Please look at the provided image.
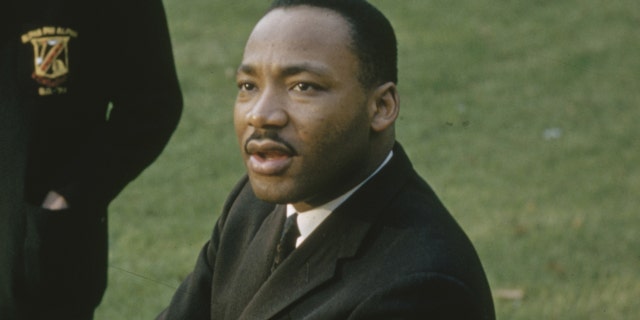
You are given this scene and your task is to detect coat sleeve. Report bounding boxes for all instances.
[54,0,182,209]
[157,238,217,320]
[349,272,494,320]
[157,177,250,319]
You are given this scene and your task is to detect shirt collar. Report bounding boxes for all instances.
[286,150,393,246]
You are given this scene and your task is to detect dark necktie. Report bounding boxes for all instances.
[271,213,300,272]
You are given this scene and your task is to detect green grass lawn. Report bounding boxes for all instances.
[95,0,640,319]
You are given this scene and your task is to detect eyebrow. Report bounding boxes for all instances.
[237,62,332,78]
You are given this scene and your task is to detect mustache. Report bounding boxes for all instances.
[244,130,296,154]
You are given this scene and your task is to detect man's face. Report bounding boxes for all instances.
[234,7,377,212]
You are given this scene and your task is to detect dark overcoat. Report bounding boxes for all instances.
[1,0,182,318]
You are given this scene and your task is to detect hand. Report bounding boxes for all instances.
[42,191,69,210]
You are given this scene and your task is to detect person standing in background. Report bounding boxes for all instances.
[0,0,182,319]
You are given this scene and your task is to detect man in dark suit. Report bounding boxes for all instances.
[159,0,495,319]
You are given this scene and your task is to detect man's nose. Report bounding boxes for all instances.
[246,88,288,129]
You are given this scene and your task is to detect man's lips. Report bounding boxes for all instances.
[245,139,295,175]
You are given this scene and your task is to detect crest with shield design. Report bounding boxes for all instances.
[29,36,71,88]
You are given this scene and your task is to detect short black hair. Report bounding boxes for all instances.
[268,0,398,87]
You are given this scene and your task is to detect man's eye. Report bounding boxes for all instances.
[238,82,256,91]
[293,83,316,92]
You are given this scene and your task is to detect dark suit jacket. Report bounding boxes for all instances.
[1,0,181,318]
[161,144,495,320]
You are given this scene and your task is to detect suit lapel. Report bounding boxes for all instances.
[238,204,374,320]
[220,205,286,319]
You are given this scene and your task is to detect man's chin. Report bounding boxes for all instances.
[248,177,294,204]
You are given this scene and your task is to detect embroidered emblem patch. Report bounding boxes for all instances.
[21,27,78,96]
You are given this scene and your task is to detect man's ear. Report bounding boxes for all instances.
[370,82,399,132]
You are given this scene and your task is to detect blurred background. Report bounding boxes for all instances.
[95,0,639,319]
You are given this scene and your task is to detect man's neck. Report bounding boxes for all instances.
[287,150,394,215]
[285,150,393,247]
